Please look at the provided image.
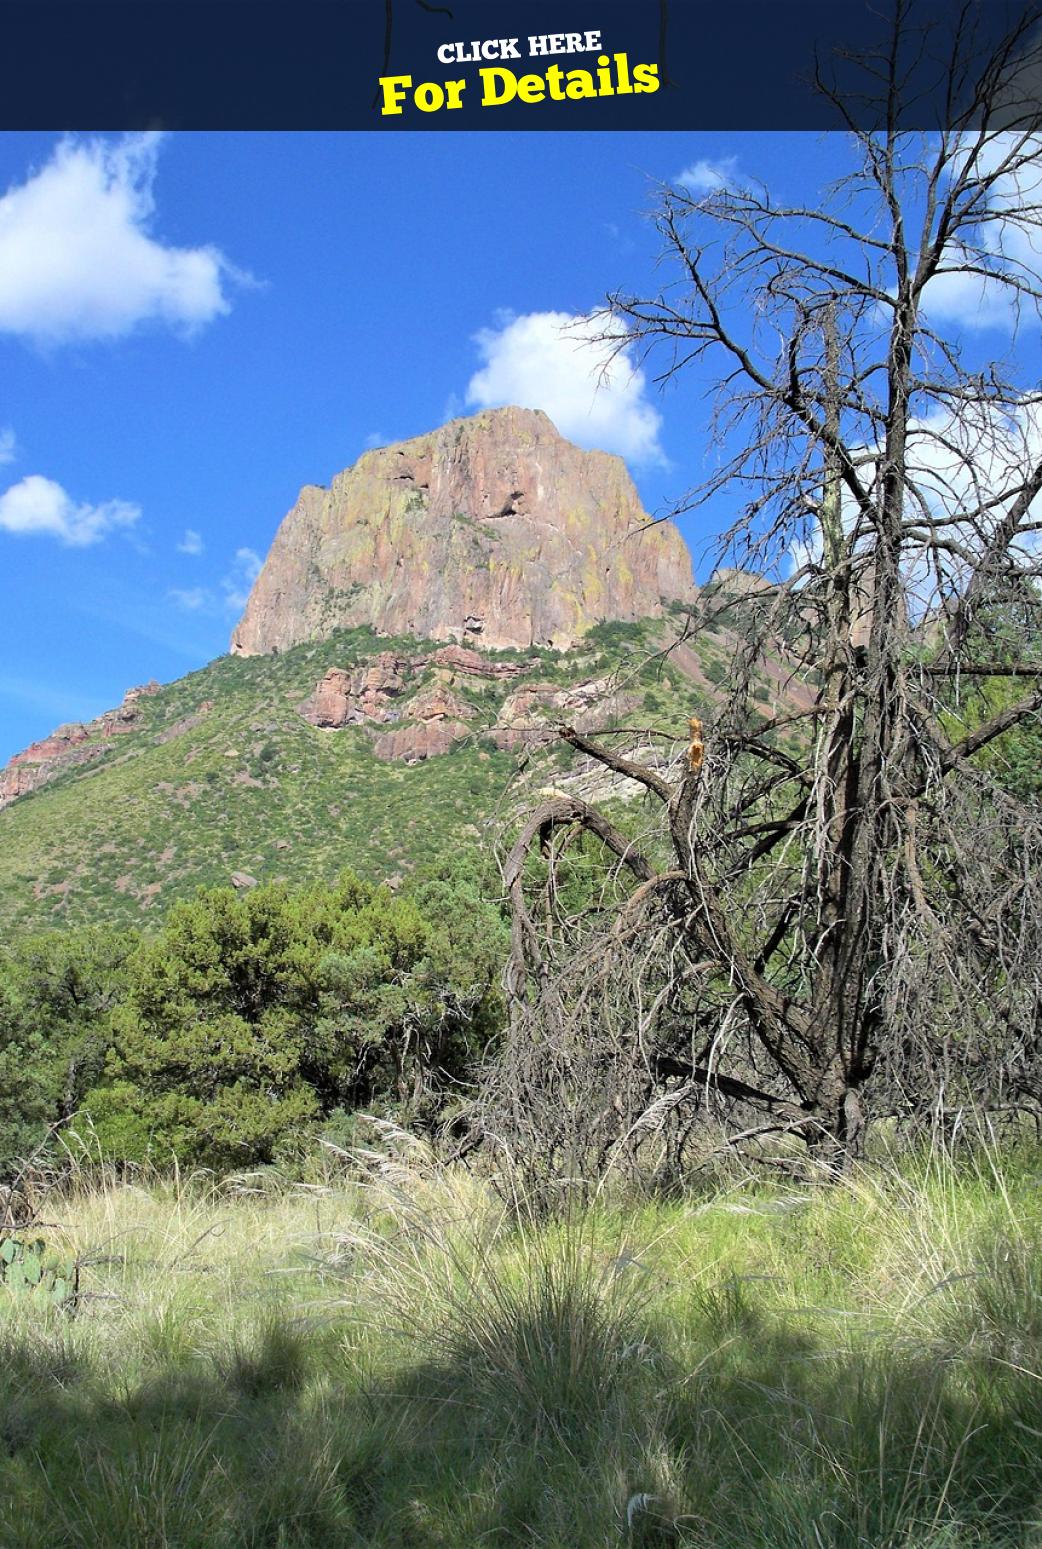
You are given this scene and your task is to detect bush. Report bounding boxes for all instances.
[77,872,506,1170]
[0,928,134,1180]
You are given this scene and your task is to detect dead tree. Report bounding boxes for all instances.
[481,4,1042,1179]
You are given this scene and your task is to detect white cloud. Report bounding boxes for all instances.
[788,397,1042,608]
[222,546,262,611]
[177,527,203,555]
[921,134,1042,332]
[0,474,140,546]
[466,310,665,465]
[0,133,238,344]
[0,427,16,466]
[920,266,1022,329]
[168,586,207,611]
[166,545,263,616]
[675,156,739,194]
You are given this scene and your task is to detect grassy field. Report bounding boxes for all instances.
[2,1139,1041,1548]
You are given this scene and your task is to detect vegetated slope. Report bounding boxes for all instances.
[0,610,793,937]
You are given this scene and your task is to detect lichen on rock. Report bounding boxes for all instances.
[229,407,693,657]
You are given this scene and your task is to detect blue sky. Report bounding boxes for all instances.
[0,128,1031,764]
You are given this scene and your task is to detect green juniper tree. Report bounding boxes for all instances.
[82,873,505,1169]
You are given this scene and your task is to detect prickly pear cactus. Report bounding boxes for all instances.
[0,1236,78,1309]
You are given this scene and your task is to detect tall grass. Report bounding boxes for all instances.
[1,1137,1041,1546]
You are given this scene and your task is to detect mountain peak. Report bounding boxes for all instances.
[230,407,693,656]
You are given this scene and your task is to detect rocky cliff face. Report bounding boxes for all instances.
[230,407,693,657]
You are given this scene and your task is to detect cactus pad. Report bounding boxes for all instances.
[0,1236,78,1309]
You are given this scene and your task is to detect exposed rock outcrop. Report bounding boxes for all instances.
[0,682,162,810]
[301,650,478,762]
[1,740,105,806]
[301,655,411,728]
[371,718,471,764]
[427,644,527,679]
[407,682,472,723]
[121,680,162,707]
[298,636,651,764]
[492,678,641,750]
[230,407,694,657]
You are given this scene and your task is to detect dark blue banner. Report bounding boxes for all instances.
[1,0,1038,128]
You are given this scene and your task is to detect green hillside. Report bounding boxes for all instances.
[0,616,756,938]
